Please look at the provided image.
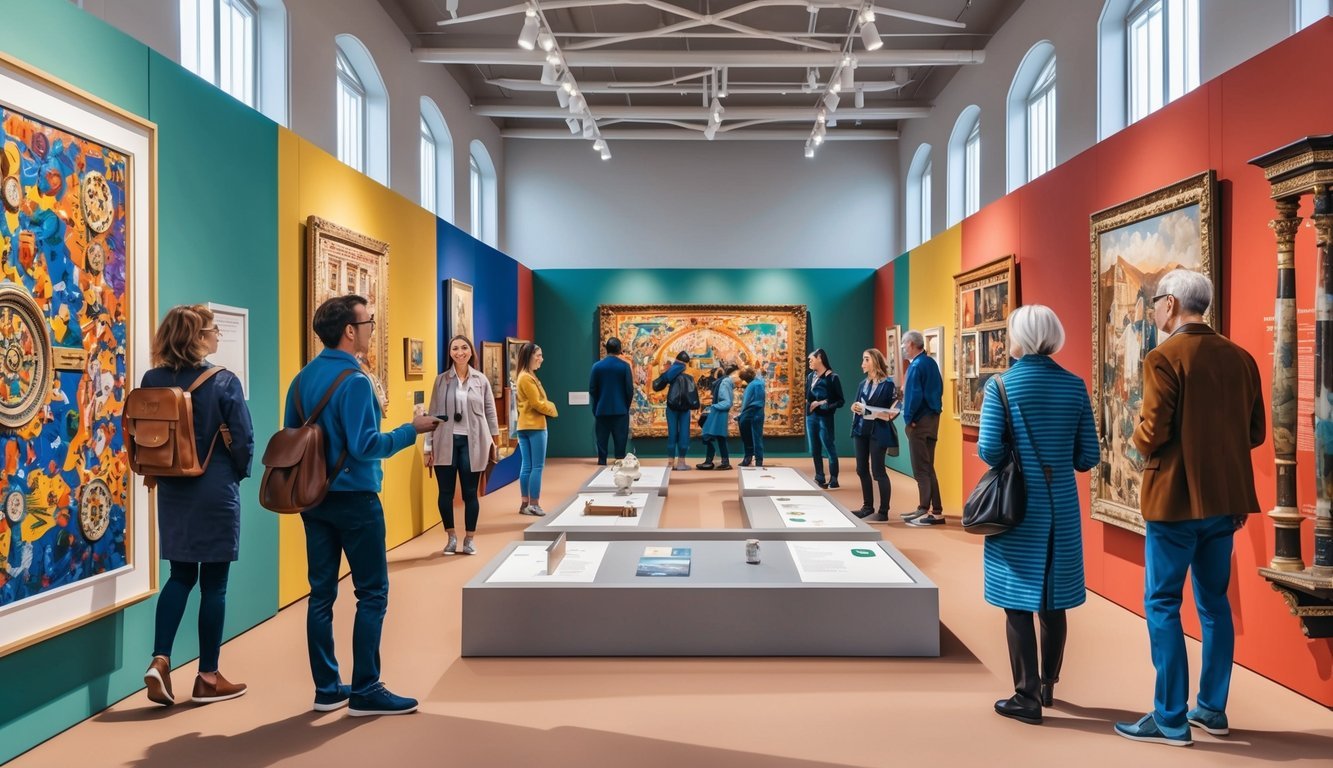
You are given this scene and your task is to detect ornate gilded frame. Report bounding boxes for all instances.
[305,216,390,399]
[1089,171,1219,534]
[953,255,1019,427]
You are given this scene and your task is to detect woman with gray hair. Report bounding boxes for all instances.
[976,304,1100,726]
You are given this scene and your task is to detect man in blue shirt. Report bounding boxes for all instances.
[284,295,439,716]
[588,337,634,465]
[900,330,945,526]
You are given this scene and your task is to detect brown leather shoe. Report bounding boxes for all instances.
[191,672,248,704]
[144,656,175,706]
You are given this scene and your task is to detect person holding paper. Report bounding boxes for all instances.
[848,348,899,520]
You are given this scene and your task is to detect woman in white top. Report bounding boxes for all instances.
[425,335,499,555]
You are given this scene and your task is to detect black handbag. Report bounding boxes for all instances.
[962,377,1026,535]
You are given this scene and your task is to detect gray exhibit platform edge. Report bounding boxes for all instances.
[462,539,939,657]
[736,466,827,496]
[579,464,672,496]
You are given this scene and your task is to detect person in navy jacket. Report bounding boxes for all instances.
[588,337,634,465]
[283,295,439,717]
[736,366,767,466]
[141,304,254,707]
[848,348,899,520]
[900,330,946,526]
[805,348,845,488]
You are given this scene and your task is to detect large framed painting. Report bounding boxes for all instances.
[482,341,503,397]
[306,216,389,403]
[884,325,902,383]
[445,278,474,344]
[598,304,809,438]
[0,54,155,656]
[954,255,1019,427]
[1090,171,1219,534]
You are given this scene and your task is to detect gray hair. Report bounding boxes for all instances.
[1007,304,1065,357]
[1155,268,1212,315]
[902,330,924,350]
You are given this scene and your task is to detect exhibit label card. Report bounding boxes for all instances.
[739,466,819,492]
[552,493,651,526]
[486,542,610,583]
[771,496,855,528]
[787,542,913,584]
[636,547,692,577]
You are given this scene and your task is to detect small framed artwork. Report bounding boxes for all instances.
[445,278,475,344]
[884,325,903,383]
[404,338,424,377]
[953,255,1020,427]
[961,331,980,378]
[482,341,504,395]
[922,326,944,376]
[505,337,529,386]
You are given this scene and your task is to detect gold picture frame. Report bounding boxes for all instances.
[445,278,474,344]
[404,337,424,377]
[306,216,389,399]
[953,255,1019,427]
[482,341,504,395]
[884,325,903,383]
[1089,171,1219,534]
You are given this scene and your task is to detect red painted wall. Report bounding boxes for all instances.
[517,264,535,341]
[874,259,895,342]
[913,20,1333,703]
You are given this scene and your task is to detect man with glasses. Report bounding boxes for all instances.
[284,295,439,716]
[1115,270,1264,747]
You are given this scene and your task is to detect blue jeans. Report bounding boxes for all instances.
[665,409,692,458]
[517,428,548,500]
[1145,515,1237,728]
[738,416,764,464]
[807,411,839,482]
[302,491,389,697]
[153,561,230,672]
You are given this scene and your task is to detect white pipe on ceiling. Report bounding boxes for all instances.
[474,104,930,120]
[501,128,900,140]
[415,48,984,68]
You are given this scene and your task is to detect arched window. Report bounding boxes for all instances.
[420,97,454,222]
[1098,0,1199,138]
[469,140,498,247]
[179,0,287,124]
[905,144,933,250]
[334,34,388,185]
[947,106,981,227]
[1006,41,1056,192]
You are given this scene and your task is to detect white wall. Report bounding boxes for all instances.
[504,139,896,269]
[74,0,503,240]
[898,0,1294,253]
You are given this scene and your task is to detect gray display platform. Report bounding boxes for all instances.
[463,539,938,657]
[741,495,880,540]
[521,491,667,541]
[737,466,824,496]
[579,464,671,496]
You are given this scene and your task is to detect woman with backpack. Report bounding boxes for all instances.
[651,350,697,470]
[515,342,558,516]
[139,304,254,707]
[696,362,739,470]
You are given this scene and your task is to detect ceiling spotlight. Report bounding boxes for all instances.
[569,93,586,113]
[854,88,865,109]
[823,90,840,113]
[704,123,718,141]
[537,31,555,52]
[583,118,595,139]
[816,107,827,124]
[813,124,826,146]
[806,69,818,91]
[600,146,612,161]
[517,8,540,51]
[593,138,606,152]
[860,19,883,52]
[541,62,557,85]
[561,79,574,94]
[566,117,580,135]
[830,74,842,94]
[719,67,729,98]
[893,66,910,85]
[556,89,570,108]
[710,97,725,123]
[546,51,562,67]
[804,140,815,159]
[841,63,855,91]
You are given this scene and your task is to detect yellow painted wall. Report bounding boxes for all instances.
[276,128,438,606]
[907,224,963,512]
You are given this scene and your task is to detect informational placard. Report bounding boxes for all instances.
[739,466,819,492]
[551,493,651,526]
[207,302,250,398]
[568,391,590,405]
[787,542,913,584]
[486,541,609,583]
[585,465,669,490]
[771,496,855,528]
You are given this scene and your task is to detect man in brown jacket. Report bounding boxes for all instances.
[1114,269,1265,748]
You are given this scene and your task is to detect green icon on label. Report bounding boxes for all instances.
[850,548,876,558]
[790,517,807,523]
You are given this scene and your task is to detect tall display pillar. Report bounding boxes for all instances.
[1250,136,1333,638]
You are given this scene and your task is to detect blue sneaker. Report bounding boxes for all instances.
[313,684,351,712]
[1114,714,1193,746]
[1187,706,1229,736]
[348,683,418,717]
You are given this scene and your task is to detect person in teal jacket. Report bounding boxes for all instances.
[736,366,766,466]
[697,362,739,469]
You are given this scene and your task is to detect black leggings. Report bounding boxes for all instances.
[853,434,891,512]
[153,561,230,672]
[437,434,481,533]
[1003,608,1067,705]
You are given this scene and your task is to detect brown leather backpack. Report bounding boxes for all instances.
[123,366,232,489]
[259,369,355,514]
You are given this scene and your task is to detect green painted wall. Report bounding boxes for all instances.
[533,269,875,462]
[0,2,279,761]
[887,254,912,475]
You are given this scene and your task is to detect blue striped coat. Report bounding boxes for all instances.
[977,355,1100,612]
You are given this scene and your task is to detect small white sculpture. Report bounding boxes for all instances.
[611,452,641,495]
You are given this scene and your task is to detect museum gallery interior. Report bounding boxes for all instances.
[1,0,1332,765]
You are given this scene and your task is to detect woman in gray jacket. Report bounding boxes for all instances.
[425,336,500,555]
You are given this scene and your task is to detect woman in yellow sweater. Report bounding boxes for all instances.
[515,342,558,516]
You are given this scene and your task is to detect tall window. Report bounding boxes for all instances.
[905,144,933,250]
[181,0,257,107]
[1026,58,1056,181]
[1296,0,1332,30]
[420,118,437,215]
[964,122,981,217]
[1127,0,1199,124]
[469,141,498,247]
[469,155,482,238]
[420,97,454,221]
[920,161,933,242]
[336,49,365,174]
[947,106,981,227]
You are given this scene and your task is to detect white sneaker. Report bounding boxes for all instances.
[460,539,477,555]
[443,536,457,555]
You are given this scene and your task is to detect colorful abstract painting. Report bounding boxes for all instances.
[1089,172,1218,534]
[598,304,808,438]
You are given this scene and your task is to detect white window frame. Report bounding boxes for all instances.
[1099,0,1199,138]
[1026,58,1056,182]
[420,117,436,216]
[333,35,388,185]
[419,96,455,222]
[905,143,933,250]
[1006,41,1056,192]
[947,105,981,227]
[179,0,287,123]
[1295,0,1332,30]
[964,122,981,217]
[469,140,498,247]
[336,49,366,174]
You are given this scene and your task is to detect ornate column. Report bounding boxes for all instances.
[1311,186,1333,578]
[1268,198,1304,571]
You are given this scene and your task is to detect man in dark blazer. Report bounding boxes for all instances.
[1115,269,1264,747]
[589,337,634,465]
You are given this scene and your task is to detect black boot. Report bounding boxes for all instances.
[994,695,1042,725]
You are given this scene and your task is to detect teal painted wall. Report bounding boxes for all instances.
[887,254,912,475]
[533,269,875,461]
[0,2,279,761]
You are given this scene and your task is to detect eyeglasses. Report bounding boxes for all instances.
[350,314,376,328]
[1151,293,1173,305]
[202,326,222,337]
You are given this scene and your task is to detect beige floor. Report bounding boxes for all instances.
[12,459,1332,767]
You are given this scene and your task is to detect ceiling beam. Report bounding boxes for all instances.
[473,104,930,120]
[485,78,910,95]
[501,128,899,141]
[415,48,984,68]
